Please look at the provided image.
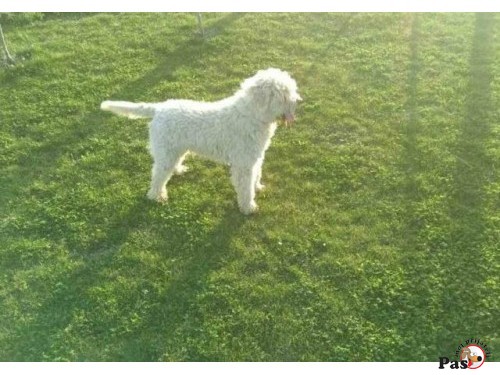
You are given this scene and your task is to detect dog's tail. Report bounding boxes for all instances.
[100,100,158,119]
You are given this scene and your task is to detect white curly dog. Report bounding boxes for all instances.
[101,68,301,214]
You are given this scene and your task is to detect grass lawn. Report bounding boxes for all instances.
[0,12,499,361]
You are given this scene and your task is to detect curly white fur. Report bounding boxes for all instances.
[101,68,301,215]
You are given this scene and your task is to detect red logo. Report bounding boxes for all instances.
[459,345,485,369]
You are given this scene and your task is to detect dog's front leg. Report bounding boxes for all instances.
[230,165,258,215]
[254,158,265,192]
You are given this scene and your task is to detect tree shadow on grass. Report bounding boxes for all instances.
[360,13,496,360]
[430,12,495,354]
[41,13,102,23]
[107,12,245,101]
[442,12,497,351]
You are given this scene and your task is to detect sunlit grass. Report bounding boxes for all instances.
[0,12,498,361]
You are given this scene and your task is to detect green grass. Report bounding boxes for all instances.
[0,13,499,361]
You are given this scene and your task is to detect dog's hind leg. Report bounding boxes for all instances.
[147,154,180,203]
[230,164,258,215]
[173,152,189,175]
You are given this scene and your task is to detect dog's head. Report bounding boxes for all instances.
[241,68,302,125]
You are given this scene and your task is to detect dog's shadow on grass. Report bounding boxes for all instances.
[113,203,249,361]
[130,207,249,361]
[92,199,250,361]
[7,192,248,360]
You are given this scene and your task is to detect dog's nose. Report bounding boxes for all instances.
[476,356,482,362]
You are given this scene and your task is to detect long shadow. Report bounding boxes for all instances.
[4,194,247,360]
[2,12,99,27]
[442,12,496,345]
[449,13,494,236]
[398,13,496,360]
[402,13,423,239]
[402,13,495,359]
[107,12,245,102]
[117,210,248,361]
[41,13,101,23]
[359,13,496,361]
[1,197,153,360]
[359,14,431,360]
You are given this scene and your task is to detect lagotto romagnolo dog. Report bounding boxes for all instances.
[101,68,301,215]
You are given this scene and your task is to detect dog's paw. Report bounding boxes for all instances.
[157,195,168,204]
[147,189,168,203]
[255,183,266,192]
[240,201,259,215]
[174,165,189,175]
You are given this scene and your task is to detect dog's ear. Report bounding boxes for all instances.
[247,81,284,110]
